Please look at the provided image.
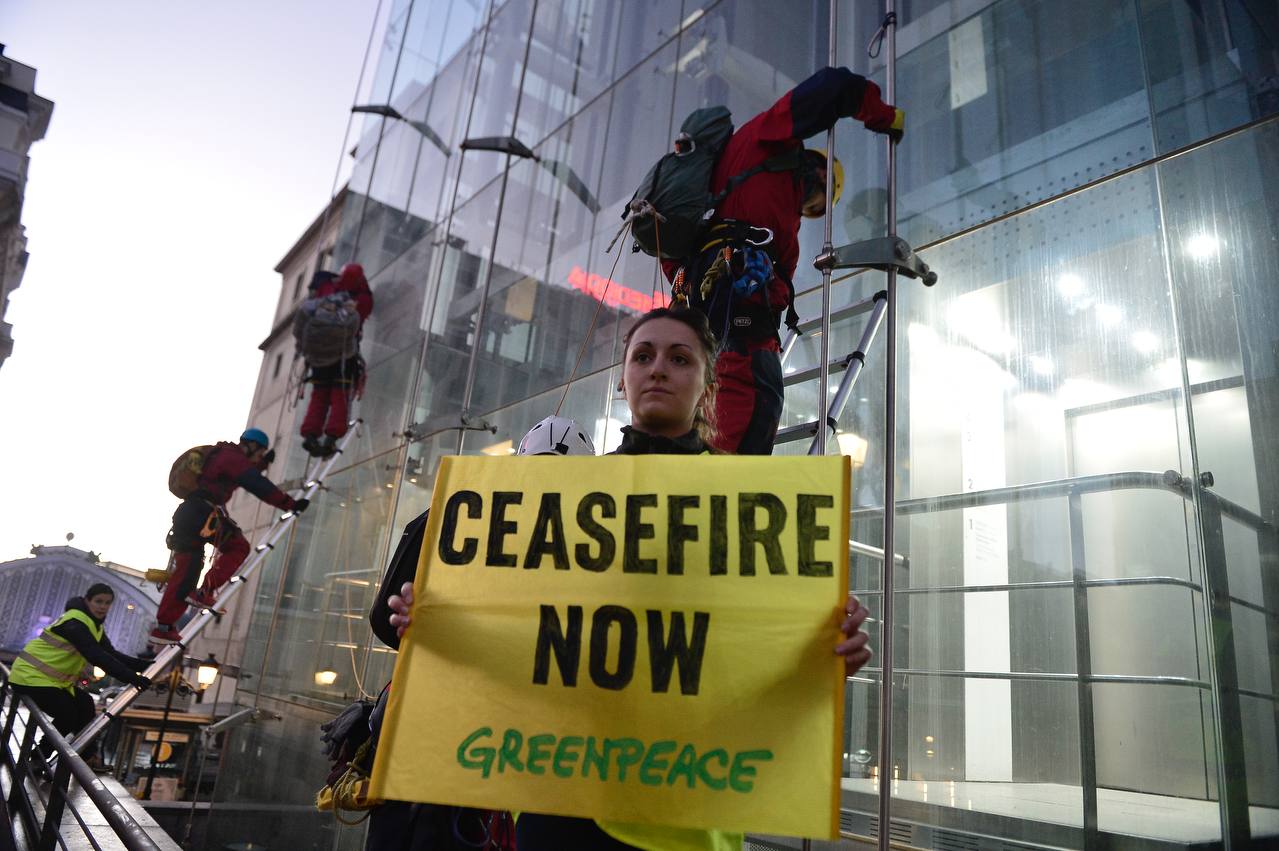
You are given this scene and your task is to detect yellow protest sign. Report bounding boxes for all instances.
[370,455,850,839]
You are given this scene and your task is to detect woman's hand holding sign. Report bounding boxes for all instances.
[837,594,872,676]
[388,581,414,638]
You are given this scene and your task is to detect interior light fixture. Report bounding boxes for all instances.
[1132,330,1160,354]
[314,670,338,686]
[835,432,869,465]
[1095,303,1123,327]
[1056,273,1085,298]
[1186,233,1220,260]
[1028,355,1055,376]
[481,439,515,456]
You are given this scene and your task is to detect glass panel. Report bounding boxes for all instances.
[804,157,1239,844]
[516,0,623,147]
[253,459,395,703]
[832,0,1155,251]
[1139,0,1279,152]
[455,0,536,203]
[1159,118,1279,824]
[467,97,625,412]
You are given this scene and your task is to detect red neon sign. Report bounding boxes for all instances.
[568,265,671,313]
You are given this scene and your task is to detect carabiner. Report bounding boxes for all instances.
[745,226,774,247]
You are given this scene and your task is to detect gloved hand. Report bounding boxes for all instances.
[263,448,276,466]
[132,675,152,690]
[865,107,905,143]
[293,498,311,514]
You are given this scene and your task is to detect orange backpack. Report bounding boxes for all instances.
[168,445,216,498]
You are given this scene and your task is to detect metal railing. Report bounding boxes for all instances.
[839,468,1277,846]
[1,663,163,851]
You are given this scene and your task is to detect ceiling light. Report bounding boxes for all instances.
[314,670,338,686]
[1132,330,1159,354]
[1056,274,1085,298]
[481,439,515,456]
[1028,355,1055,376]
[1186,233,1220,260]
[835,432,869,465]
[1095,304,1123,327]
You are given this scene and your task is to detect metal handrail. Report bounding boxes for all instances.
[839,464,1273,842]
[1,664,163,851]
[848,468,1274,536]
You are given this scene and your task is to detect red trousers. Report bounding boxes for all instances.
[157,529,249,625]
[711,339,784,455]
[301,385,351,438]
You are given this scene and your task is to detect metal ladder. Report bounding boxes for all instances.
[70,419,366,751]
[776,236,936,455]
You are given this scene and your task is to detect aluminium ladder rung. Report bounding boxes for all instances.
[779,290,886,369]
[775,292,888,451]
[70,419,366,752]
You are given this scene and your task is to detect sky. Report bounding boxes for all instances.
[0,1,381,570]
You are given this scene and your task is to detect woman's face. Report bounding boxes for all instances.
[86,593,113,620]
[622,317,709,437]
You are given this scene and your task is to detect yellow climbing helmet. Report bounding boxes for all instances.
[801,149,844,217]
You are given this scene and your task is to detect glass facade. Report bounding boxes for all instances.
[202,1,1279,848]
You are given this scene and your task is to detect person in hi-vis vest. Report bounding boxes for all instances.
[10,583,152,747]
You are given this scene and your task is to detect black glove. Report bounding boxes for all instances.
[866,107,905,143]
[293,498,311,514]
[132,675,152,690]
[263,448,277,465]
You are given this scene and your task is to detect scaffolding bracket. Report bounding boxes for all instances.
[814,236,938,286]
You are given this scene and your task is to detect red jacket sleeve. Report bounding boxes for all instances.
[221,450,297,510]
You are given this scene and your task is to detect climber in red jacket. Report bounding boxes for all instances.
[152,429,307,645]
[666,66,904,455]
[299,263,374,457]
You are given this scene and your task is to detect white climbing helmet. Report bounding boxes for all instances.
[517,416,596,457]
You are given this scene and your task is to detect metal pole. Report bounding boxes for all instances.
[144,664,181,800]
[816,0,838,458]
[456,0,541,456]
[876,2,899,849]
[802,7,839,850]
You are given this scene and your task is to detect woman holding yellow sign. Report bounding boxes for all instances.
[387,307,872,851]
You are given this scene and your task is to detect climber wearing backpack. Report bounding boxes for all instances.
[628,67,904,455]
[296,263,374,458]
[153,428,309,646]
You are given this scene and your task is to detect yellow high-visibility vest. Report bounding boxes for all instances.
[10,609,102,693]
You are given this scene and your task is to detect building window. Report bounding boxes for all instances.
[293,272,305,302]
[273,353,283,379]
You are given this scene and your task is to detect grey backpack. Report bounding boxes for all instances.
[293,294,360,367]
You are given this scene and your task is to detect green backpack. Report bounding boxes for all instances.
[625,106,802,261]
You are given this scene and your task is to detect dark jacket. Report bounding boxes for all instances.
[197,442,297,510]
[51,598,150,685]
[610,426,711,456]
[369,510,430,650]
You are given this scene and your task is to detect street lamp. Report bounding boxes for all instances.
[196,655,219,689]
[461,135,600,213]
[352,103,450,157]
